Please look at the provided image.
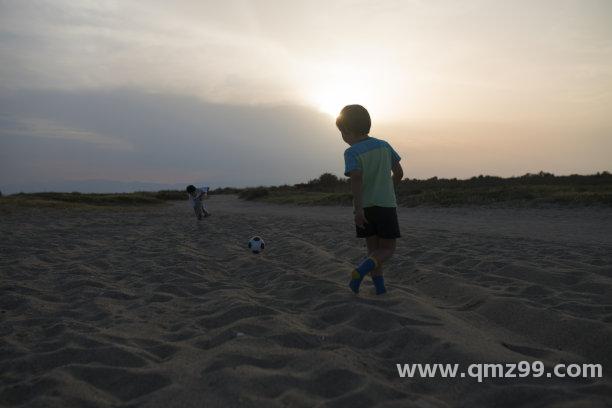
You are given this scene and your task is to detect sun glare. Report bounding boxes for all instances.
[311,80,373,118]
[305,63,378,118]
[303,59,405,123]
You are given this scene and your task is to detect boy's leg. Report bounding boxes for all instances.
[369,238,396,294]
[351,237,395,279]
[194,206,202,220]
[351,237,394,295]
[367,236,382,278]
[370,238,396,265]
[349,236,380,293]
[366,235,380,254]
[201,203,210,217]
[350,207,399,295]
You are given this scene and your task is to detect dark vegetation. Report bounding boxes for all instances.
[0,191,176,212]
[237,171,612,207]
[2,171,611,211]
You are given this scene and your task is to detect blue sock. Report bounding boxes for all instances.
[349,257,379,294]
[349,278,361,294]
[352,257,378,280]
[372,276,387,295]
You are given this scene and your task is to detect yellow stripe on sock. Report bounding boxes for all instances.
[351,269,361,279]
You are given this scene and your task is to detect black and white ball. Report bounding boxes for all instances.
[248,236,265,254]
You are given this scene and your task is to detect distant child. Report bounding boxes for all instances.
[337,105,403,295]
[186,185,211,220]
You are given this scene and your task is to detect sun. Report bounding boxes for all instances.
[302,59,405,123]
[306,63,376,118]
[311,81,373,118]
[316,98,344,118]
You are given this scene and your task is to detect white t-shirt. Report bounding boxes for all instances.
[188,187,209,208]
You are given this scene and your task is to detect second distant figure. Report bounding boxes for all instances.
[186,185,211,220]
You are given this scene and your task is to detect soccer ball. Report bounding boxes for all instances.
[248,236,265,254]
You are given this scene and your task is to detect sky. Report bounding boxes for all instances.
[1,0,611,192]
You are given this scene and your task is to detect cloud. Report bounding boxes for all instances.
[4,0,611,117]
[0,1,299,104]
[0,88,343,187]
[0,116,134,150]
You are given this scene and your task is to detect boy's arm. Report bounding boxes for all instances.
[195,189,206,200]
[392,161,404,186]
[349,170,367,228]
[199,187,210,200]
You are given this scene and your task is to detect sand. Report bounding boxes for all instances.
[1,195,611,407]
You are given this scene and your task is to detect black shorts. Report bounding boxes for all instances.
[356,206,401,239]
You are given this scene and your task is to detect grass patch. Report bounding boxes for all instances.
[0,197,107,214]
[0,192,172,213]
[239,186,352,206]
[3,171,610,211]
[234,171,612,208]
[8,192,165,206]
[239,187,270,200]
[396,186,612,207]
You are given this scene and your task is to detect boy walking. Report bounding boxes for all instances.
[336,105,403,295]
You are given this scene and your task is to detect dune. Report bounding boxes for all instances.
[1,195,611,407]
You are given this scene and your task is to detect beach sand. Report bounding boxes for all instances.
[1,195,611,407]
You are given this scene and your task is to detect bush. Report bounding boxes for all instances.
[301,173,349,193]
[239,187,270,200]
[7,192,164,206]
[155,190,185,200]
[256,171,612,207]
[211,187,241,195]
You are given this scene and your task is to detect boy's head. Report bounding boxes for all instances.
[186,185,196,194]
[336,105,371,138]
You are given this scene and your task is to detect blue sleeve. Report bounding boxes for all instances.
[387,143,401,162]
[344,149,361,176]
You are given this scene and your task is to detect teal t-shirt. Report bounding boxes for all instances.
[344,136,401,208]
